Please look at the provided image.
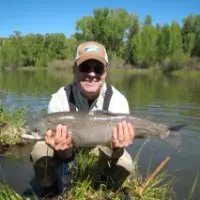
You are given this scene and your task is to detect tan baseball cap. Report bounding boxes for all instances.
[75,41,108,66]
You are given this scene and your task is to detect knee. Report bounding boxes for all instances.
[116,149,135,174]
[30,141,54,164]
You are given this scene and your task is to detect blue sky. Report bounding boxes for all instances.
[0,0,199,37]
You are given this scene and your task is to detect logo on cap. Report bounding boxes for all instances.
[84,45,99,52]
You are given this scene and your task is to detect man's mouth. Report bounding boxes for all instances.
[84,76,100,82]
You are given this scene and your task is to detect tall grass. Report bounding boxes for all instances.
[0,183,23,200]
[0,105,27,146]
[62,148,175,200]
[188,172,199,200]
[1,149,199,200]
[0,92,28,146]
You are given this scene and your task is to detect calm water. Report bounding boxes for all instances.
[0,70,200,199]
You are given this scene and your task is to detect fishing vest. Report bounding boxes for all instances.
[64,83,113,111]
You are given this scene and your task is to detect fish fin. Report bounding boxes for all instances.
[163,124,185,151]
[169,124,186,131]
[163,133,181,151]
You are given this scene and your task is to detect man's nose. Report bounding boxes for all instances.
[88,71,96,76]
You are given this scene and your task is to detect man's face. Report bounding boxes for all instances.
[74,59,107,100]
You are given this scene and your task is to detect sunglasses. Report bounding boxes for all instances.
[78,63,106,75]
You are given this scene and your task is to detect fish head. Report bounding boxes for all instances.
[21,118,47,140]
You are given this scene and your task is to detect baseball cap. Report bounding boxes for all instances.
[75,41,108,67]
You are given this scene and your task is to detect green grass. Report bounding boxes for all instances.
[0,183,23,200]
[109,68,151,75]
[172,70,200,78]
[1,149,199,200]
[188,172,199,200]
[0,104,27,146]
[0,90,30,146]
[62,149,175,200]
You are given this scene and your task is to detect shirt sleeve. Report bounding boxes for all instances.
[108,87,130,114]
[48,88,70,114]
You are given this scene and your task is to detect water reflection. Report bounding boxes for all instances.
[0,70,200,199]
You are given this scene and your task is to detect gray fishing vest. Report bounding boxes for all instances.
[64,83,113,111]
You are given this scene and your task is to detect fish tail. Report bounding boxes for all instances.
[163,124,186,150]
[169,124,186,131]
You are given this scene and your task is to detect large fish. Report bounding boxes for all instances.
[21,110,185,148]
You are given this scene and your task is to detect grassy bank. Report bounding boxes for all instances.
[0,105,27,148]
[63,151,175,200]
[1,148,199,199]
[0,150,175,200]
[172,70,200,78]
[0,183,23,200]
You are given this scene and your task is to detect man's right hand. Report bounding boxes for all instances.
[45,124,73,151]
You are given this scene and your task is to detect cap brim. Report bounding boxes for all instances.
[76,54,107,66]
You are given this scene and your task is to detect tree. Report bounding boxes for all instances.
[192,15,200,57]
[144,15,152,26]
[156,24,171,62]
[75,8,135,58]
[9,31,24,67]
[125,17,140,65]
[169,21,183,57]
[182,15,196,55]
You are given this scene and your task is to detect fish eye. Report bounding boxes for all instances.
[33,128,39,132]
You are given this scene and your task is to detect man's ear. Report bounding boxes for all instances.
[73,62,77,74]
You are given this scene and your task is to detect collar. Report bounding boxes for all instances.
[72,81,107,111]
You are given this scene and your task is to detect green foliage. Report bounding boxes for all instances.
[182,15,197,55]
[144,15,152,26]
[1,148,199,199]
[75,8,136,57]
[0,183,23,200]
[0,95,27,145]
[125,18,140,65]
[188,172,199,200]
[64,151,175,200]
[0,11,200,72]
[0,32,77,69]
[0,105,26,129]
[156,24,171,62]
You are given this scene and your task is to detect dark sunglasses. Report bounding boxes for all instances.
[78,63,106,75]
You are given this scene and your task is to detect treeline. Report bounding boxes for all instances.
[0,9,200,72]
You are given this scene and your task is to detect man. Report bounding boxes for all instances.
[31,41,135,198]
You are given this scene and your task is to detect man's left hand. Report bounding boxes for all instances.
[112,120,134,148]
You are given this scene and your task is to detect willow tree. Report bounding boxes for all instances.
[75,8,135,58]
[156,24,171,63]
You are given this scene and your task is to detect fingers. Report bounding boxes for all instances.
[55,124,63,141]
[117,122,124,142]
[45,124,73,151]
[112,126,118,147]
[128,122,134,143]
[45,129,54,147]
[112,120,134,149]
[59,130,72,151]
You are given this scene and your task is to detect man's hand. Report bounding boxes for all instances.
[112,120,134,148]
[45,124,73,151]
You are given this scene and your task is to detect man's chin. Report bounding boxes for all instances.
[81,88,100,99]
[81,82,100,91]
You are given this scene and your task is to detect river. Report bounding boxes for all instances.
[0,69,200,199]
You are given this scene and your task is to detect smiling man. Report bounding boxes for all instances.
[31,41,135,198]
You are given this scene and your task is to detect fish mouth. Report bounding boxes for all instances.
[21,128,43,140]
[21,133,43,140]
